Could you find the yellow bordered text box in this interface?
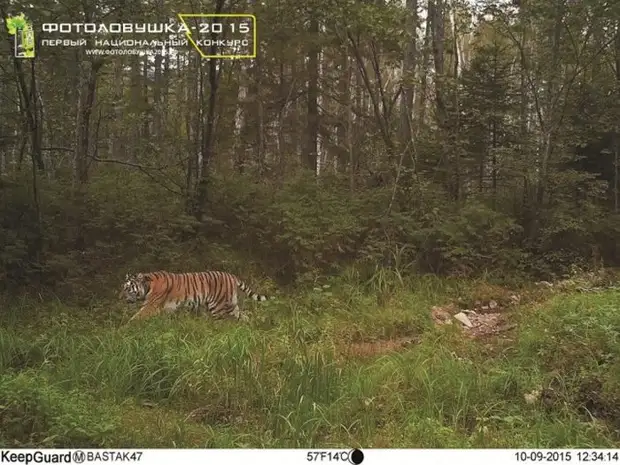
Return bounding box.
[177,13,256,59]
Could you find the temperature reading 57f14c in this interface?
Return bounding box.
[306,450,365,464]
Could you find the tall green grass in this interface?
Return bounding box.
[0,277,618,447]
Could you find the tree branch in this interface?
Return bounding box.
[90,156,184,196]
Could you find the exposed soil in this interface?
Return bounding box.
[432,292,519,339]
[462,311,516,339]
[340,289,522,360]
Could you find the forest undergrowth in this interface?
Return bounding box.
[1,269,619,448]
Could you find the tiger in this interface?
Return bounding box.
[119,270,269,322]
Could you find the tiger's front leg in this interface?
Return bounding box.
[128,302,164,322]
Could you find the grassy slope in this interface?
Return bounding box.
[0,275,619,448]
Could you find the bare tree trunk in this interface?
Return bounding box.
[74,58,103,187]
[233,62,246,173]
[12,57,44,171]
[430,0,447,126]
[153,52,163,136]
[337,53,350,173]
[193,0,225,220]
[162,45,170,125]
[450,6,460,79]
[111,59,125,159]
[29,60,43,173]
[417,12,433,124]
[519,14,531,213]
[276,62,287,175]
[535,0,564,209]
[317,31,325,176]
[291,58,302,162]
[449,2,462,202]
[614,20,620,213]
[185,52,197,207]
[400,0,418,163]
[305,16,320,173]
[142,56,150,139]
[129,55,142,161]
[73,56,103,252]
[614,135,618,214]
[347,55,355,192]
[250,54,265,172]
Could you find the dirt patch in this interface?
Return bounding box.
[341,288,522,359]
[432,294,519,339]
[461,311,516,339]
[343,336,420,358]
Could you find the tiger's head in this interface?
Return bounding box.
[119,273,151,303]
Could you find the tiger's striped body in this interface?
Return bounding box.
[120,270,268,322]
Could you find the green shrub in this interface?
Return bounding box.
[0,371,118,447]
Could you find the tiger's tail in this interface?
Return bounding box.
[237,280,268,301]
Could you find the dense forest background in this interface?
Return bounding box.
[2,0,620,449]
[2,0,620,296]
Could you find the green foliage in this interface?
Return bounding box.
[518,292,620,371]
[417,203,524,275]
[0,328,47,373]
[208,173,376,281]
[527,174,618,278]
[515,291,620,428]
[208,173,536,281]
[0,168,206,295]
[3,163,618,292]
[0,173,42,284]
[0,371,118,447]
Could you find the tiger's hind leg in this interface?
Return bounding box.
[209,288,244,320]
[231,304,250,321]
[208,297,243,320]
[237,308,250,322]
[209,303,238,320]
[229,289,247,320]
